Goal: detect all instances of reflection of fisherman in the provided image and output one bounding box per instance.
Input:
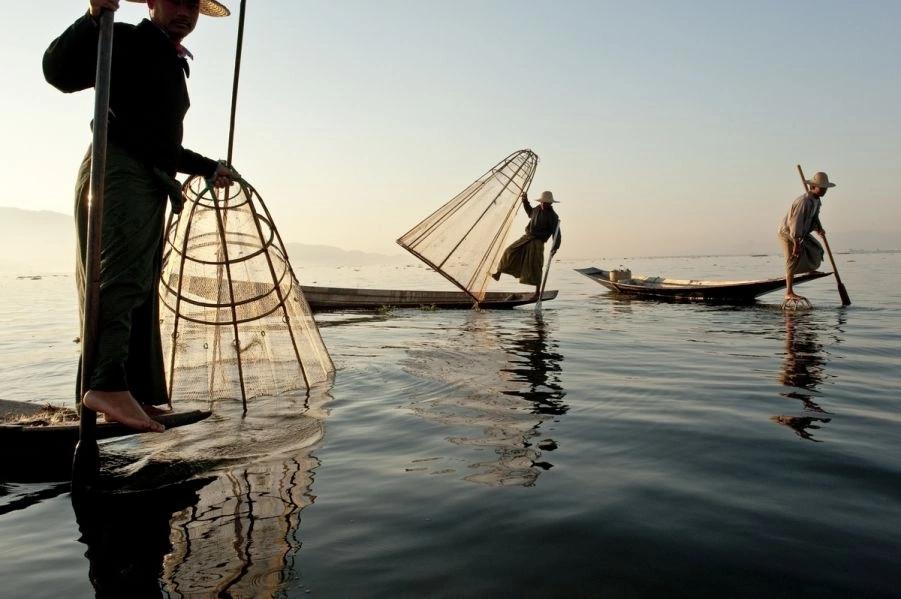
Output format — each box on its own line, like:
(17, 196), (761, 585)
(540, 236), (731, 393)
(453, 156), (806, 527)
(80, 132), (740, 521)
(492, 191), (562, 296)
(773, 310), (831, 441)
(502, 314), (567, 416)
(778, 171), (835, 302)
(73, 476), (208, 596)
(778, 311), (826, 402)
(43, 0), (237, 432)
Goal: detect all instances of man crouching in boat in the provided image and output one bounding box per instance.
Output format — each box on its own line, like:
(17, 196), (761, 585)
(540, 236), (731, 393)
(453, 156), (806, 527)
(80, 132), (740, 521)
(778, 171), (834, 302)
(492, 191), (562, 298)
(43, 0), (235, 432)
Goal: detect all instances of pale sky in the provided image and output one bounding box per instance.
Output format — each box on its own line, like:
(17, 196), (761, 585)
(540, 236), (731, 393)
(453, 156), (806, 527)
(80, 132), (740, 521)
(2, 1), (899, 257)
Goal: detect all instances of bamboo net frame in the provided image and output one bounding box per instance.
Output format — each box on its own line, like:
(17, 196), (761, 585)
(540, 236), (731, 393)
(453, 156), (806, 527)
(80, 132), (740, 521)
(397, 149), (539, 303)
(159, 176), (334, 408)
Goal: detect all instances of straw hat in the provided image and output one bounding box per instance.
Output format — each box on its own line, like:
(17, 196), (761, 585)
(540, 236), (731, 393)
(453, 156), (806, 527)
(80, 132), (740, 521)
(535, 191), (558, 204)
(807, 172), (836, 189)
(126, 0), (231, 17)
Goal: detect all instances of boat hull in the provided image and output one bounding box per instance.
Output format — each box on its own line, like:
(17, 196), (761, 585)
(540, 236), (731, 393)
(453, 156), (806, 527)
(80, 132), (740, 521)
(301, 286), (557, 311)
(0, 405), (211, 482)
(575, 267), (831, 303)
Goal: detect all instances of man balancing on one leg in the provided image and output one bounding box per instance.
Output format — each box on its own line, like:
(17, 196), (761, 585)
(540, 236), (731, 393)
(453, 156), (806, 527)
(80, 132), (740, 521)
(778, 171), (835, 304)
(43, 0), (236, 432)
(492, 191), (562, 299)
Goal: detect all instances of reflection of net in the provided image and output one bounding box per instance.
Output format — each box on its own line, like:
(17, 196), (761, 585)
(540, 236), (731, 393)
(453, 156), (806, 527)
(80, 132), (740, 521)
(397, 149), (538, 302)
(160, 176), (334, 404)
(163, 457), (315, 596)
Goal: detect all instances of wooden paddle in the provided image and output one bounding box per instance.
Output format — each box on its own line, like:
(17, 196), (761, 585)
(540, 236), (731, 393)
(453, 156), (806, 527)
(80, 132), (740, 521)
(535, 221), (560, 311)
(74, 8), (115, 480)
(796, 165), (851, 306)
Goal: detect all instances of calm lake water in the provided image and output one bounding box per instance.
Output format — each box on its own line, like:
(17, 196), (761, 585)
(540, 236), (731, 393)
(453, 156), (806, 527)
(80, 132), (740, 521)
(1, 253), (900, 598)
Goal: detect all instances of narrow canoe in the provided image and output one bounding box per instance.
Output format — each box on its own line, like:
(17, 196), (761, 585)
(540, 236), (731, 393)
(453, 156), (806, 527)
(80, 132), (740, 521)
(575, 267), (832, 302)
(300, 285), (558, 311)
(0, 400), (211, 481)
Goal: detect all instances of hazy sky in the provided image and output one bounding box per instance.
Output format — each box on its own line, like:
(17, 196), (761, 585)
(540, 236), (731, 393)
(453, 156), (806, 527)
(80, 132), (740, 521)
(2, 1), (899, 257)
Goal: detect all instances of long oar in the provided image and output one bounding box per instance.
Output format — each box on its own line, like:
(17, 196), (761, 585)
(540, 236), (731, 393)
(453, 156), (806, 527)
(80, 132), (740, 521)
(796, 165), (851, 306)
(535, 221), (560, 311)
(74, 9), (115, 481)
(226, 0), (247, 167)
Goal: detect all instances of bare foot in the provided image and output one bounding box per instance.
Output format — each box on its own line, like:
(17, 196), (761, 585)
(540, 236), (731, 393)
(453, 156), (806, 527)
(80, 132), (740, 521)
(82, 390), (166, 433)
(782, 295), (811, 310)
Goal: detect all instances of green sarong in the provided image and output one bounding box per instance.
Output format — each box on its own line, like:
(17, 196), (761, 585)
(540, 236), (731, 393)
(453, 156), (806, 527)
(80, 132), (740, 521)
(495, 234), (545, 286)
(74, 144), (169, 406)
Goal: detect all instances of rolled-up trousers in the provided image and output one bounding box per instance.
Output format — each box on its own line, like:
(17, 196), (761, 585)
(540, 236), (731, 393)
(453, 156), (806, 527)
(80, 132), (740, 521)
(74, 144), (169, 406)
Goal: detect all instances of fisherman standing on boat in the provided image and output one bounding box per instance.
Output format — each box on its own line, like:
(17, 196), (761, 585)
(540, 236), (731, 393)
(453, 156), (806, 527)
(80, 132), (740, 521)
(43, 0), (235, 432)
(492, 191), (562, 298)
(778, 171), (834, 302)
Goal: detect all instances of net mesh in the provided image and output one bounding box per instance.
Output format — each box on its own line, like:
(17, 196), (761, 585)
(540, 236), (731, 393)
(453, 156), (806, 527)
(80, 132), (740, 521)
(397, 149), (538, 302)
(159, 176), (334, 403)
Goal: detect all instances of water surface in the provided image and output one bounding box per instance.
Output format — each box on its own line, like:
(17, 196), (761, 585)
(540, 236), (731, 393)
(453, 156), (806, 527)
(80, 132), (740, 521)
(1, 253), (899, 597)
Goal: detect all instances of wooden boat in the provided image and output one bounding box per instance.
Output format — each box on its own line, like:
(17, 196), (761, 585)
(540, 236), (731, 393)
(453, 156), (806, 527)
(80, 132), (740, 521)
(575, 267), (831, 302)
(395, 149), (558, 308)
(0, 399), (210, 481)
(301, 285), (557, 311)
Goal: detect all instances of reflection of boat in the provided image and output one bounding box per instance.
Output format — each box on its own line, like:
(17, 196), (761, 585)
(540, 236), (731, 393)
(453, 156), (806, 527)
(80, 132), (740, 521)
(576, 267), (831, 302)
(301, 285), (557, 311)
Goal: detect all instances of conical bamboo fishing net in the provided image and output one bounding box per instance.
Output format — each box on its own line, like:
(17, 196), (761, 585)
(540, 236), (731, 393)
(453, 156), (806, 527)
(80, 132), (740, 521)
(159, 176), (334, 406)
(397, 149), (539, 303)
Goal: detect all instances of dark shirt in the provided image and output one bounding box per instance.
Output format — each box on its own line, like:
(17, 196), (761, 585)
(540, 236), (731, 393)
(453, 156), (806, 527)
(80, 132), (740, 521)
(43, 13), (218, 177)
(522, 198), (561, 252)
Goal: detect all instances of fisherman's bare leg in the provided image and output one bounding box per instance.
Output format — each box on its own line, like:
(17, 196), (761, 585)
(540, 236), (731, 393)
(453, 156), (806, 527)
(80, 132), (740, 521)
(783, 237), (806, 302)
(785, 269), (800, 300)
(83, 390), (165, 433)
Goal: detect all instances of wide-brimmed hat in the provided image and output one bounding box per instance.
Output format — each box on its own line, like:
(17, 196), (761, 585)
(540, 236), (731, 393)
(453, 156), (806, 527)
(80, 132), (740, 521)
(535, 191), (558, 204)
(807, 172), (836, 189)
(126, 0), (230, 17)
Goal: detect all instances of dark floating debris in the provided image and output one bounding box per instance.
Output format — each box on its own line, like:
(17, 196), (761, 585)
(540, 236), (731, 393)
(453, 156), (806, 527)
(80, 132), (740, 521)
(537, 439), (558, 451)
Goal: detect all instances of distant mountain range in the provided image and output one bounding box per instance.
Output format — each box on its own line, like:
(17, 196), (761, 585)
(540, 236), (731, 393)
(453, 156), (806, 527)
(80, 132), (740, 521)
(1, 206), (897, 274)
(0, 207), (406, 274)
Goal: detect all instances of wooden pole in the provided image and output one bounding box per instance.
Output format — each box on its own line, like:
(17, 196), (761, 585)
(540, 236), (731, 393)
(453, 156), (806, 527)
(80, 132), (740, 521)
(226, 0), (247, 167)
(74, 9), (115, 481)
(535, 221), (560, 311)
(796, 165), (851, 306)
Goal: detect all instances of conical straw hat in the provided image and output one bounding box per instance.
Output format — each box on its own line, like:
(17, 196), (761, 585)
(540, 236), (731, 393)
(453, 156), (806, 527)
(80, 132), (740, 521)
(126, 0), (230, 17)
(807, 172), (836, 189)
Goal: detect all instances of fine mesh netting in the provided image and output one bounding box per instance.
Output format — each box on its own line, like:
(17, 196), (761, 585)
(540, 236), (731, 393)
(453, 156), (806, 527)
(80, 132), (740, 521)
(397, 149), (538, 302)
(160, 176), (334, 404)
